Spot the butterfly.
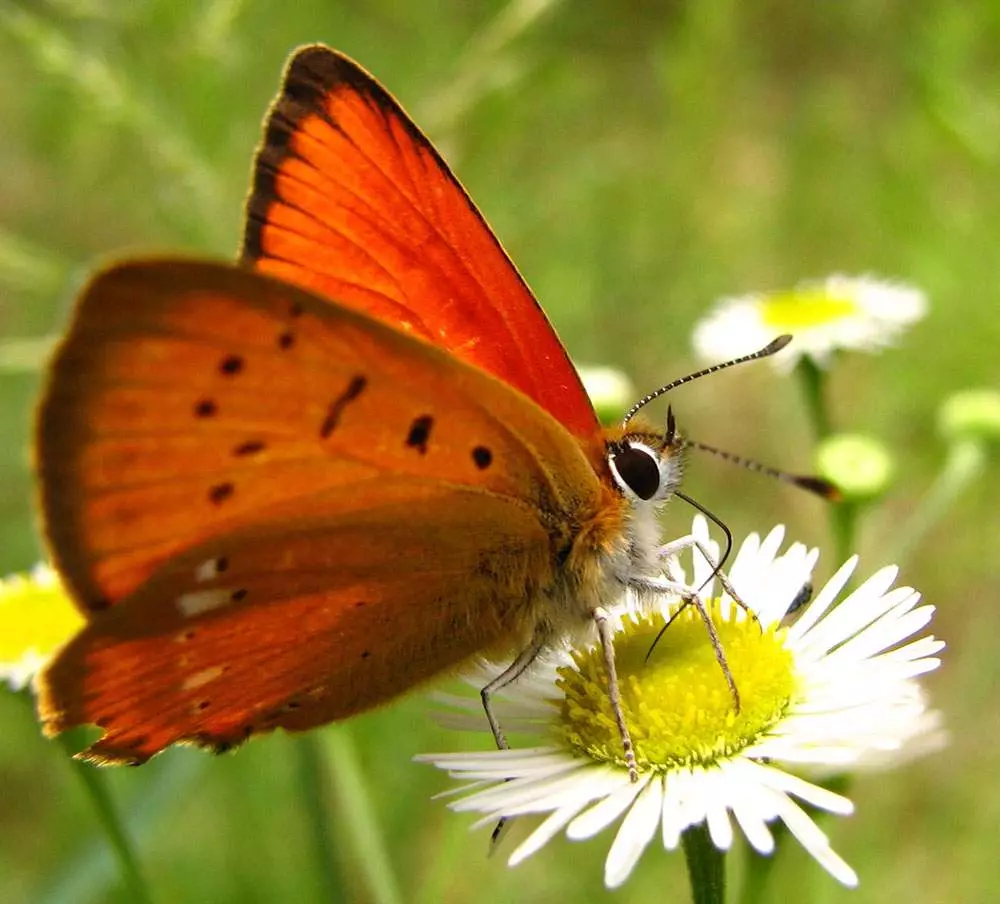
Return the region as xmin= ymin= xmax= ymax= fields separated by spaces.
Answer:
xmin=34 ymin=45 xmax=789 ymax=770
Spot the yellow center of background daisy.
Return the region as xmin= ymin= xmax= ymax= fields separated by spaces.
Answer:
xmin=760 ymin=289 xmax=858 ymax=328
xmin=0 ymin=569 xmax=83 ymax=670
xmin=555 ymin=601 xmax=795 ymax=771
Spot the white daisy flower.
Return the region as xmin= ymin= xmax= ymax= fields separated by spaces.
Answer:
xmin=578 ymin=365 xmax=636 ymax=426
xmin=692 ymin=276 xmax=927 ymax=371
xmin=0 ymin=563 xmax=83 ymax=691
xmin=417 ymin=518 xmax=946 ymax=889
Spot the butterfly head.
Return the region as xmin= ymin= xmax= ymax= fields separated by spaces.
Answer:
xmin=606 ymin=409 xmax=684 ymax=507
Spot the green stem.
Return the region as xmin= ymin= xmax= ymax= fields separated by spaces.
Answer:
xmin=682 ymin=823 xmax=726 ymax=904
xmin=795 ymin=357 xmax=831 ymax=441
xmin=829 ymin=499 xmax=858 ymax=568
xmin=293 ymin=734 xmax=345 ymax=902
xmin=322 ymin=727 xmax=404 ymax=904
xmin=793 ymin=356 xmax=852 ymax=555
xmin=886 ymin=439 xmax=986 ymax=567
xmin=54 ymin=731 xmax=153 ymax=904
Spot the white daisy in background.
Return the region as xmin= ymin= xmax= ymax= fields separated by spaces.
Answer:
xmin=578 ymin=364 xmax=636 ymax=426
xmin=0 ymin=563 xmax=83 ymax=691
xmin=418 ymin=518 xmax=945 ymax=889
xmin=692 ymin=276 xmax=927 ymax=371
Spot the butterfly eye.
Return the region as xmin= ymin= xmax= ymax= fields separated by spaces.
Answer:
xmin=610 ymin=444 xmax=661 ymax=501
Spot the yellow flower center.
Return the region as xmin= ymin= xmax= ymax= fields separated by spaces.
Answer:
xmin=0 ymin=568 xmax=83 ymax=669
xmin=554 ymin=601 xmax=796 ymax=771
xmin=760 ymin=289 xmax=859 ymax=329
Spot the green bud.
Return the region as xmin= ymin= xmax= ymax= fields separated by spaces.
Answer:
xmin=937 ymin=389 xmax=1000 ymax=445
xmin=815 ymin=433 xmax=895 ymax=502
xmin=579 ymin=365 xmax=636 ymax=427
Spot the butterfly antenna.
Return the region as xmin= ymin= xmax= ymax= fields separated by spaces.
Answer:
xmin=622 ymin=335 xmax=792 ymax=428
xmin=683 ymin=439 xmax=840 ymax=500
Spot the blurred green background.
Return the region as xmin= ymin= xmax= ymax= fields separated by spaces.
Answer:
xmin=1 ymin=1 xmax=997 ymax=902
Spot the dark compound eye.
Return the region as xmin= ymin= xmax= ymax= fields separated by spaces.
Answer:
xmin=612 ymin=446 xmax=660 ymax=501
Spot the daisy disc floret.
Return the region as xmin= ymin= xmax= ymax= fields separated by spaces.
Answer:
xmin=0 ymin=564 xmax=83 ymax=690
xmin=418 ymin=518 xmax=945 ymax=889
xmin=692 ymin=275 xmax=926 ymax=371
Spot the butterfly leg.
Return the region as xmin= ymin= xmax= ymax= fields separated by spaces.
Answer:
xmin=655 ymin=533 xmax=752 ymax=619
xmin=480 ymin=628 xmax=550 ymax=752
xmin=481 ymin=629 xmax=551 ymax=847
xmin=630 ymin=568 xmax=743 ymax=714
xmin=592 ymin=605 xmax=639 ymax=783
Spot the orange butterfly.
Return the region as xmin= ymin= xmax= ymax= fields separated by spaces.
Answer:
xmin=35 ymin=46 xmax=783 ymax=769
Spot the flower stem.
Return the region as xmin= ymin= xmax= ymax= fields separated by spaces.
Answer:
xmin=293 ymin=733 xmax=345 ymax=902
xmin=795 ymin=357 xmax=831 ymax=441
xmin=682 ymin=823 xmax=726 ymax=904
xmin=793 ymin=356 xmax=860 ymax=574
xmin=829 ymin=499 xmax=858 ymax=568
xmin=55 ymin=730 xmax=153 ymax=904
xmin=886 ymin=438 xmax=987 ymax=567
xmin=323 ymin=727 xmax=405 ymax=904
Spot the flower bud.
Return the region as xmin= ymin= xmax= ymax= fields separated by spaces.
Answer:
xmin=815 ymin=433 xmax=895 ymax=502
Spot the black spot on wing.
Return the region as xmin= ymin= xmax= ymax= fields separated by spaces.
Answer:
xmin=208 ymin=482 xmax=234 ymax=505
xmin=230 ymin=588 xmax=248 ymax=603
xmin=320 ymin=374 xmax=367 ymax=439
xmin=277 ymin=330 xmax=295 ymax=349
xmin=194 ymin=398 xmax=217 ymax=418
xmin=472 ymin=446 xmax=493 ymax=470
xmin=219 ymin=355 xmax=244 ymax=376
xmin=233 ymin=440 xmax=266 ymax=457
xmin=405 ymin=415 xmax=434 ymax=454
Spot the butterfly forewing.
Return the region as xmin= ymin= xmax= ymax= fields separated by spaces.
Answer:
xmin=38 ymin=260 xmax=602 ymax=611
xmin=242 ymin=45 xmax=602 ymax=448
xmin=36 ymin=260 xmax=622 ymax=762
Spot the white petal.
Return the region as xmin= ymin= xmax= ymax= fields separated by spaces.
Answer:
xmin=728 ymin=531 xmax=762 ymax=588
xmin=604 ymin=776 xmax=664 ymax=888
xmin=451 ymin=763 xmax=615 ymax=815
xmin=747 ymin=761 xmax=853 ymax=815
xmin=690 ymin=518 xmax=720 ymax=593
xmin=727 ymin=778 xmax=776 ymax=854
xmin=660 ymin=771 xmax=686 ymax=849
xmin=567 ymin=775 xmax=649 ymax=840
xmin=431 ymin=779 xmax=493 ymax=800
xmin=705 ymin=798 xmax=734 ymax=850
xmin=796 ymin=570 xmax=906 ymax=657
xmin=758 ymin=545 xmax=819 ymax=626
xmin=508 ymin=798 xmax=594 ymax=866
xmin=757 ymin=524 xmax=786 ymax=569
xmin=774 ymin=794 xmax=859 ymax=887
xmin=824 ymin=603 xmax=932 ymax=665
xmin=785 ymin=556 xmax=858 ymax=642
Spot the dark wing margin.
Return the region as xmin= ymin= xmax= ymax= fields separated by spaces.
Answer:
xmin=240 ymin=45 xmax=604 ymax=454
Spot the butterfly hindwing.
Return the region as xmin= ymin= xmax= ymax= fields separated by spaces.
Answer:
xmin=38 ymin=488 xmax=553 ymax=764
